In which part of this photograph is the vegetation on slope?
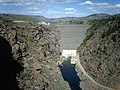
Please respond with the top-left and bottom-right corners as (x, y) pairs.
(0, 14), (40, 23)
(77, 14), (120, 89)
(78, 14), (120, 49)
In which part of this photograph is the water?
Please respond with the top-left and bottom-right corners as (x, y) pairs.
(58, 60), (82, 90)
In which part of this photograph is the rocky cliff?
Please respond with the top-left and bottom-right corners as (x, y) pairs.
(0, 18), (70, 90)
(77, 14), (120, 90)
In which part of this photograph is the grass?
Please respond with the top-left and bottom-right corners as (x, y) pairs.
(0, 14), (40, 23)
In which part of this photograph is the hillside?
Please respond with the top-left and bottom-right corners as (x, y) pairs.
(0, 15), (70, 90)
(85, 13), (110, 20)
(0, 14), (40, 23)
(50, 13), (110, 25)
(77, 14), (120, 90)
(33, 13), (110, 25)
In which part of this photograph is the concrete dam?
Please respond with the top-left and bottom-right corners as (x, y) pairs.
(57, 25), (90, 50)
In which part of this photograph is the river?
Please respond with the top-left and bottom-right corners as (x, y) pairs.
(58, 60), (82, 90)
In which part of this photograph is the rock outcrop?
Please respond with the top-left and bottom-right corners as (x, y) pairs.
(0, 19), (70, 90)
(77, 14), (120, 90)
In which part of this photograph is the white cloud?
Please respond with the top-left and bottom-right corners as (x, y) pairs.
(0, 0), (78, 7)
(1, 0), (34, 6)
(115, 4), (120, 8)
(65, 8), (77, 14)
(96, 3), (108, 6)
(27, 7), (39, 10)
(0, 0), (78, 5)
(64, 0), (77, 3)
(79, 1), (93, 5)
(46, 9), (62, 14)
(28, 11), (43, 14)
(48, 0), (77, 3)
(65, 8), (77, 12)
(86, 7), (93, 10)
(0, 0), (24, 3)
(79, 1), (120, 14)
(42, 8), (63, 14)
(79, 1), (109, 6)
(3, 3), (17, 6)
(65, 8), (75, 11)
(0, 9), (24, 15)
(65, 12), (73, 14)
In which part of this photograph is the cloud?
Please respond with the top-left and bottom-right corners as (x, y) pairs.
(79, 0), (120, 14)
(0, 0), (22, 3)
(115, 4), (120, 8)
(47, 0), (77, 3)
(2, 2), (33, 6)
(65, 8), (75, 10)
(65, 8), (77, 14)
(27, 7), (39, 10)
(64, 0), (77, 3)
(79, 1), (109, 6)
(79, 1), (93, 5)
(96, 3), (108, 6)
(0, 0), (78, 6)
(46, 9), (63, 14)
(0, 9), (25, 15)
(0, 0), (78, 7)
(86, 7), (93, 10)
(27, 8), (63, 15)
(28, 11), (43, 15)
(1, 0), (35, 6)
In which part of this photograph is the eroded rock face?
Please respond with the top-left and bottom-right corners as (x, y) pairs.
(77, 15), (120, 89)
(0, 21), (70, 90)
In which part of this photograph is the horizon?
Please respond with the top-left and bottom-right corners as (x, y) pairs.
(0, 0), (120, 18)
(0, 12), (115, 19)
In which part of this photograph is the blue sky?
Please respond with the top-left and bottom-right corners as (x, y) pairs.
(0, 0), (120, 18)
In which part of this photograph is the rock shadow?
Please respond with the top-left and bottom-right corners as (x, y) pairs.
(0, 36), (24, 90)
(58, 60), (82, 90)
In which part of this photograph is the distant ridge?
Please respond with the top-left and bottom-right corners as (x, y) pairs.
(0, 14), (40, 22)
(85, 13), (110, 20)
(0, 13), (115, 25)
(32, 13), (111, 21)
(87, 13), (110, 17)
(32, 15), (49, 22)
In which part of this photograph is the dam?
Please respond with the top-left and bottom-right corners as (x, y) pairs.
(57, 25), (90, 90)
(57, 25), (90, 50)
(57, 25), (90, 64)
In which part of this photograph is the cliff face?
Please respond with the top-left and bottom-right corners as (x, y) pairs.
(0, 20), (70, 90)
(77, 15), (120, 89)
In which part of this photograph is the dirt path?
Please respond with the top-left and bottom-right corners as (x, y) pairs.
(76, 54), (115, 90)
